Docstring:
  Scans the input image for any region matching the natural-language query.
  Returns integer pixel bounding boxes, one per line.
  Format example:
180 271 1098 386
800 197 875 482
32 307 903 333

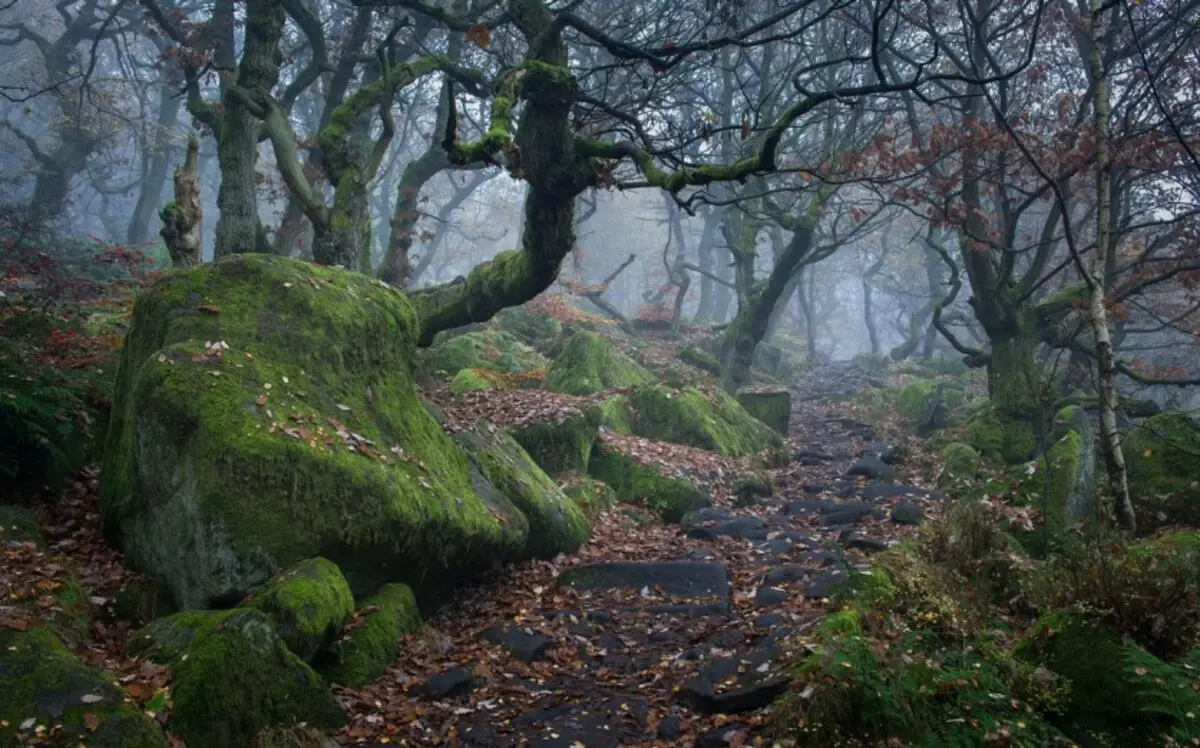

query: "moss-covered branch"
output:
579 81 915 193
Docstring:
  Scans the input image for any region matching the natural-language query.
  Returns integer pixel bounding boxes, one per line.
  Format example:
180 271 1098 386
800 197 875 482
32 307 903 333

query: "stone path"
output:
335 363 941 746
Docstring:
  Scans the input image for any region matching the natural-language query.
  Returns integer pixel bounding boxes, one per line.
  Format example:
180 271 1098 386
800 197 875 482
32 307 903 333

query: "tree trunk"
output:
160 136 203 268
213 0 285 258
863 276 879 356
1086 3 1135 531
694 208 719 322
127 86 183 245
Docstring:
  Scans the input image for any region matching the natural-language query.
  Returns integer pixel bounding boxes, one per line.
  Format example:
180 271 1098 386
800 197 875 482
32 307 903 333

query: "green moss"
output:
896 378 937 420
938 442 981 488
426 330 546 377
734 388 791 435
453 425 588 559
0 504 43 547
316 583 421 688
1041 413 1099 535
543 331 653 395
732 472 772 507
561 475 617 519
628 384 783 458
965 406 1037 464
596 395 633 434
494 306 564 348
587 443 709 523
678 344 721 376
100 256 577 609
243 557 354 661
129 608 343 747
1015 612 1147 736
509 408 600 475
1 626 168 748
1124 412 1200 524
450 367 504 392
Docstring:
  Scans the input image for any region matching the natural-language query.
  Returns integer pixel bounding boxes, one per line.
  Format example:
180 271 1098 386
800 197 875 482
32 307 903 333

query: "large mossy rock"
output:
543 331 653 395
964 406 1037 464
243 557 354 661
938 442 981 489
628 384 784 458
735 388 791 435
1124 412 1200 525
494 306 564 349
678 344 722 376
1 626 169 748
1015 612 1150 738
101 255 585 609
452 424 589 559
426 329 547 377
1043 406 1096 532
128 608 344 746
509 408 601 475
316 583 421 688
587 443 710 523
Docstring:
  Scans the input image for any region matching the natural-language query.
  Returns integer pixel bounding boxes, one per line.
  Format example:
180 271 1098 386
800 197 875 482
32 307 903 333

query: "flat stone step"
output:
560 561 730 601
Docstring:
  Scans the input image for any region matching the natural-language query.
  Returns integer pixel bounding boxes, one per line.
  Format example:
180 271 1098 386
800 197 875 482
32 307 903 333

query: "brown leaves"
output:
740 116 751 140
83 712 100 732
466 24 490 49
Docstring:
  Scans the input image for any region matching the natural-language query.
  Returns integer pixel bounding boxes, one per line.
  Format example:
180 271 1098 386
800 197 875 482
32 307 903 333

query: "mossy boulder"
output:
243 557 354 661
316 583 421 688
509 408 601 475
453 424 589 559
964 406 1037 464
678 344 722 376
597 395 633 434
587 443 710 523
1 626 168 748
735 388 791 435
561 475 617 519
1124 412 1200 525
1015 612 1146 736
494 306 564 349
426 329 547 377
1043 406 1096 532
628 384 784 458
0 504 43 547
543 331 653 395
896 378 938 420
938 442 981 489
733 473 772 507
127 608 344 746
100 255 584 609
449 367 506 393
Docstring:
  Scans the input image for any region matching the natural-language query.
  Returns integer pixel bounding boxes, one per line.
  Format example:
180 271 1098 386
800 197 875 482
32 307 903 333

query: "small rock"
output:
805 569 846 599
677 674 790 714
754 612 785 628
839 531 887 552
416 666 475 700
891 500 926 525
656 715 681 739
754 587 788 606
847 455 895 481
819 502 873 526
482 626 554 663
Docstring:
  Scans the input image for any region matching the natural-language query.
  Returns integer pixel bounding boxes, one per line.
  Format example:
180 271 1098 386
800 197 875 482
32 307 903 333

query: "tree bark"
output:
1086 3 1136 531
213 0 284 258
160 136 203 267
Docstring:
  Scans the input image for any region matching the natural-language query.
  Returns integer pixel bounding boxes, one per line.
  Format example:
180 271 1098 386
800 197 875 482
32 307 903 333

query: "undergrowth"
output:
0 212 162 497
774 499 1200 746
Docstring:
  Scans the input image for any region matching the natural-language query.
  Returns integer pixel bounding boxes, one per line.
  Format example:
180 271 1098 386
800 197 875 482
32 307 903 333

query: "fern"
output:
1123 646 1200 742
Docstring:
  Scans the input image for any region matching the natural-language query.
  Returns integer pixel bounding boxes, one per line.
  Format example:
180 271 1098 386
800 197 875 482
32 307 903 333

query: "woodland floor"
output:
2 360 947 747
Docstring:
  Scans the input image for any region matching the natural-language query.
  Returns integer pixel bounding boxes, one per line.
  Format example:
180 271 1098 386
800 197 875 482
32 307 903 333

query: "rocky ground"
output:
332 361 943 747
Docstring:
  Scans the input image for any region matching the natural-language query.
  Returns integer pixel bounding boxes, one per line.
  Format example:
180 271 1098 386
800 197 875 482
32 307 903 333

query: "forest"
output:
1 0 1200 745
